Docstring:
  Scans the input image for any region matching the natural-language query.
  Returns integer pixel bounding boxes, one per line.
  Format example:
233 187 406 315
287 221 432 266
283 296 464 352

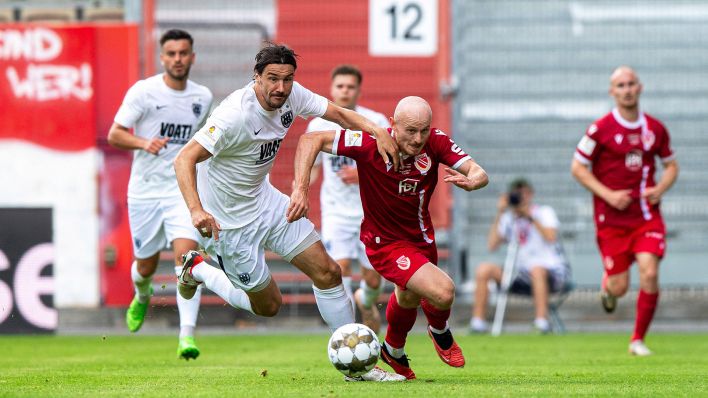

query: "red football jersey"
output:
334 128 471 246
574 109 675 229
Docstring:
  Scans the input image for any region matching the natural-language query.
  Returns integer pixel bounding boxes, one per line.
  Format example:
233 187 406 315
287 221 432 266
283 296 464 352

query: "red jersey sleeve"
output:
574 122 601 165
655 122 675 162
332 129 375 161
429 128 472 169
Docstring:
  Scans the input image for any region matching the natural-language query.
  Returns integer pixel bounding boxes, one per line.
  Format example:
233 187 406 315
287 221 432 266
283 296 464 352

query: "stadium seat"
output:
83 7 124 22
20 8 76 23
0 8 16 23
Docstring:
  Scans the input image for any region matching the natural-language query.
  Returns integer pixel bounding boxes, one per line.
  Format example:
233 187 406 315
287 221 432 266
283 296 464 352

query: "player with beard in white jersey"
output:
108 29 212 360
174 43 404 382
305 65 388 332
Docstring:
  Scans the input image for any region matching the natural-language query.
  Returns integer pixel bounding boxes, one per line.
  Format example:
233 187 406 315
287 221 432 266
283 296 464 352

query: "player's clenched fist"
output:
143 137 169 155
286 188 309 223
191 208 221 241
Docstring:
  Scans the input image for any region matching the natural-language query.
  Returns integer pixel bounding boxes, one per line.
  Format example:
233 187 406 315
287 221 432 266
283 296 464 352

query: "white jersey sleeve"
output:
114 80 146 128
290 82 328 120
193 102 244 156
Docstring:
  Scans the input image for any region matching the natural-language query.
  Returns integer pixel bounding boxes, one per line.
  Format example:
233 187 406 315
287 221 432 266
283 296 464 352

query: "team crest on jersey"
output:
641 130 655 151
396 255 411 270
238 272 251 285
414 153 431 174
281 110 293 128
192 103 202 118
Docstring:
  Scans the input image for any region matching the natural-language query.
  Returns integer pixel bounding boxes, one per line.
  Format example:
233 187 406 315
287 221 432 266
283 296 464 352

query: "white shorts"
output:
202 189 319 292
128 195 198 259
321 216 373 271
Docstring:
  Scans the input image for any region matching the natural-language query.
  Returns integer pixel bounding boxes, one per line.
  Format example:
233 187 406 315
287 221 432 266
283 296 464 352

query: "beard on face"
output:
166 64 190 81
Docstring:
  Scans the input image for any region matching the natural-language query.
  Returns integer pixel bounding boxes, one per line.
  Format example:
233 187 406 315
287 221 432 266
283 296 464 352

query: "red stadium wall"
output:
274 0 452 229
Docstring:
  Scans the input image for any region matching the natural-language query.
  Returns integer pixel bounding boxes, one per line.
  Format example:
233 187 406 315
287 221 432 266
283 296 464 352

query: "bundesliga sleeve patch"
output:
201 125 222 143
577 135 596 156
344 130 363 147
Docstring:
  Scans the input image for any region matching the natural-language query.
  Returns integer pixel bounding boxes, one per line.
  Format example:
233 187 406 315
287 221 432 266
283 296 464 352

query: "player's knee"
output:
429 283 455 309
475 262 494 279
254 299 281 317
313 261 342 288
610 282 629 297
641 267 658 282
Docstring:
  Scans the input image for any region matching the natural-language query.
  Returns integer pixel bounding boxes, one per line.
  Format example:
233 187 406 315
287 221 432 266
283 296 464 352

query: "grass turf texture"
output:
1 333 707 397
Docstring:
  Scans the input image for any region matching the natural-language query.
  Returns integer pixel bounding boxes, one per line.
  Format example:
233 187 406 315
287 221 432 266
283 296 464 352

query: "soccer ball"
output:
327 323 381 377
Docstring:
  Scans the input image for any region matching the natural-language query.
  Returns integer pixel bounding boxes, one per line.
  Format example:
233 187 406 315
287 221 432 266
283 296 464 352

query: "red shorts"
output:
365 240 438 289
596 218 666 276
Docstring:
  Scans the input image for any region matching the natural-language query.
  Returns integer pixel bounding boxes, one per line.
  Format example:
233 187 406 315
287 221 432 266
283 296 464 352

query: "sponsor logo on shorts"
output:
396 255 411 270
603 256 614 270
645 231 664 240
238 272 251 285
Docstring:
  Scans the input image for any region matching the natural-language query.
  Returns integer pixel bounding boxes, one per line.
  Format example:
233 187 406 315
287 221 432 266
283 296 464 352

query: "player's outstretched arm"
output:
287 130 336 223
107 122 168 155
443 159 489 192
571 158 631 210
174 140 221 240
321 102 401 171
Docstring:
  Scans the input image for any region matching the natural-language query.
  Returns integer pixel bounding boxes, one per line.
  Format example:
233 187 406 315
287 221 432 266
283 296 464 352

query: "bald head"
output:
610 66 639 85
609 65 642 111
391 96 433 156
393 96 432 125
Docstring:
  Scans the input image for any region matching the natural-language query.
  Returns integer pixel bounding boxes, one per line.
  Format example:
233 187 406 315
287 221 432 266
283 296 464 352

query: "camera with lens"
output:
507 190 522 207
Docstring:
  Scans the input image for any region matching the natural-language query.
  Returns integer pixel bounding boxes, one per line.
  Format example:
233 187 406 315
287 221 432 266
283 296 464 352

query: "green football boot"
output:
178 336 200 360
125 286 153 333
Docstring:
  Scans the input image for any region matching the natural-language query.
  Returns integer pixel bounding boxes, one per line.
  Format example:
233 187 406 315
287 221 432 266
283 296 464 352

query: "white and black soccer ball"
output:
327 323 381 377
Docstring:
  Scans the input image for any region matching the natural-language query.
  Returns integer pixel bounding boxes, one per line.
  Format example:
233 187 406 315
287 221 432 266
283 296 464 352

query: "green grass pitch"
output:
1 333 707 397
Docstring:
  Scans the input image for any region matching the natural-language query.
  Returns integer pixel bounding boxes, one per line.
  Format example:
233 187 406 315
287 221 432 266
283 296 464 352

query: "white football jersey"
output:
193 81 328 229
114 74 213 200
306 106 389 222
498 204 566 272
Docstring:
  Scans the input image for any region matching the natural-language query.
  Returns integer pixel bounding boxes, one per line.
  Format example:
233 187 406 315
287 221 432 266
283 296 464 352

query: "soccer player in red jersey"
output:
288 96 488 379
571 66 679 356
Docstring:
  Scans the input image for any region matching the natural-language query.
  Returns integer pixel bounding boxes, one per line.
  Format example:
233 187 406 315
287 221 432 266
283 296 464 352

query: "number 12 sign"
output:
369 0 438 57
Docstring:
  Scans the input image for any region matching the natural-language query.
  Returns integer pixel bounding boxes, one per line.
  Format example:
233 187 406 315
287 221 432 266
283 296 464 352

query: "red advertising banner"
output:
0 26 96 151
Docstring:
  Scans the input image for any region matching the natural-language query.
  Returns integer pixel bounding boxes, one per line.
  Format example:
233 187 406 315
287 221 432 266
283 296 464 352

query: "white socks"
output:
312 284 355 332
429 323 450 334
342 276 355 314
384 341 406 358
191 262 254 314
360 280 382 309
175 266 202 337
131 261 152 303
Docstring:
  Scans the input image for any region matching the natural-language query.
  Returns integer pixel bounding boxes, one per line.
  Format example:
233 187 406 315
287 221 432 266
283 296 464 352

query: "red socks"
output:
384 292 418 349
420 298 450 331
631 290 659 342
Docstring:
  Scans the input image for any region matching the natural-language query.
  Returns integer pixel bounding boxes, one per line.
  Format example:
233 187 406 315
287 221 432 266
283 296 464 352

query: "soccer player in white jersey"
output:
107 29 213 360
174 43 404 382
306 65 389 332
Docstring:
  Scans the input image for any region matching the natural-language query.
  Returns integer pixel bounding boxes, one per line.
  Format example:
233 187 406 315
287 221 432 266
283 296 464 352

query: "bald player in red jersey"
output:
288 96 488 379
572 66 679 356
